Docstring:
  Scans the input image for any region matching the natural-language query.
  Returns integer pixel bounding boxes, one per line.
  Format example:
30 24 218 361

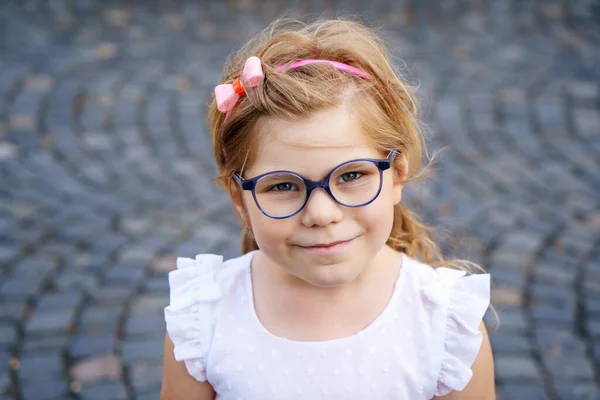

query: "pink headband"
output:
275 59 371 80
214 57 371 120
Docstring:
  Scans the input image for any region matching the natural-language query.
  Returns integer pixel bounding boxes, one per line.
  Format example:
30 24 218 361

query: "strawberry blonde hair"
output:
207 17 483 275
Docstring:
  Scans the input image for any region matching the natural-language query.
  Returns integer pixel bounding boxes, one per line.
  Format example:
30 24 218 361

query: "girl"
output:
162 18 494 400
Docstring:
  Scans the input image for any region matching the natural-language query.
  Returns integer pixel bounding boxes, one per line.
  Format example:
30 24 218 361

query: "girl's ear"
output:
392 152 409 205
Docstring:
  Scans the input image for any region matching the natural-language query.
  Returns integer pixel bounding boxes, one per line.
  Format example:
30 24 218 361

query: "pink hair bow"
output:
214 56 264 114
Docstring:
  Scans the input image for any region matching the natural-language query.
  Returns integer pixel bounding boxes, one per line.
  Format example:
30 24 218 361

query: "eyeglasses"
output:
233 151 397 219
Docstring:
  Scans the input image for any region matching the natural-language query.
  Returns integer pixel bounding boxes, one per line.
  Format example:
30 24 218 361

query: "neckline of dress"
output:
242 250 409 347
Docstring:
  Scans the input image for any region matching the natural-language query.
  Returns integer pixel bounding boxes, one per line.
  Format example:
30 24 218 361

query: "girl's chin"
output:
295 262 363 288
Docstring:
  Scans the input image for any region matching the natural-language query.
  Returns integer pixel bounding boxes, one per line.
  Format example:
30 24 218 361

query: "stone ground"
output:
0 0 599 399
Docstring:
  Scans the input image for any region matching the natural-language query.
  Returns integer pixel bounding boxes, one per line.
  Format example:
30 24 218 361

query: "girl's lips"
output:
306 240 349 248
298 237 355 254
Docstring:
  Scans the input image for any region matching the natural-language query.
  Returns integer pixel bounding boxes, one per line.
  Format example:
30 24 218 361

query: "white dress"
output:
164 250 490 400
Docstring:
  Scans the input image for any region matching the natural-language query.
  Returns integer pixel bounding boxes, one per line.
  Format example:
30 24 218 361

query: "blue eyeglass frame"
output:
233 151 397 219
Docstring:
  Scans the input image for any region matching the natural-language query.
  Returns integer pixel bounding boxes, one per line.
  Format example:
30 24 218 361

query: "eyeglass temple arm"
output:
232 173 242 184
378 151 397 170
234 173 257 191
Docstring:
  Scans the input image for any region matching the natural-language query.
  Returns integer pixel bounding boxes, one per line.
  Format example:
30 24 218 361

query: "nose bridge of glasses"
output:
303 173 338 206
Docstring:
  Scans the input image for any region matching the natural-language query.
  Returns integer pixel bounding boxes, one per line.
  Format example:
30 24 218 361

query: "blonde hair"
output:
207 17 485 276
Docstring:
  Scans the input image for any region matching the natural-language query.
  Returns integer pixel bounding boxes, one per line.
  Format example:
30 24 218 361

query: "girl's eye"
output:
338 172 363 183
270 182 297 191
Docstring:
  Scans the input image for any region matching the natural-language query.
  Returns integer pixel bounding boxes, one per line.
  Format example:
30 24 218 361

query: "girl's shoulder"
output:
400 254 491 396
163 251 254 382
170 251 253 294
166 251 253 313
400 253 490 311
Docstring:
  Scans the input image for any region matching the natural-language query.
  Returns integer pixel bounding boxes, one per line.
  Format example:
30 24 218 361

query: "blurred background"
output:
0 0 599 399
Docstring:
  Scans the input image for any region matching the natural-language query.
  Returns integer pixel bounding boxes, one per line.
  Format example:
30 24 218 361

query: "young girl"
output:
162 18 494 400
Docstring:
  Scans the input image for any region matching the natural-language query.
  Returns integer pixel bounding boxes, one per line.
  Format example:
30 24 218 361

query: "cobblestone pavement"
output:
0 0 599 399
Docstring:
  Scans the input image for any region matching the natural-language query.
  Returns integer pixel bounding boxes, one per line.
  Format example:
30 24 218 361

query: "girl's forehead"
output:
261 102 361 146
248 105 380 176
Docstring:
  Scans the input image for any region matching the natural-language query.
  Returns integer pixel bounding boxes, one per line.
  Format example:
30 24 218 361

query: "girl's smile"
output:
295 236 357 255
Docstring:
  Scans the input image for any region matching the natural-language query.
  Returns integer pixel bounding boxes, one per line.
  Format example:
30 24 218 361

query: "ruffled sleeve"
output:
421 267 490 396
164 254 225 382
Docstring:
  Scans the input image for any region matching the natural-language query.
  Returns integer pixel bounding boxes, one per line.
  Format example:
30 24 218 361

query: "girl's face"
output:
237 102 404 288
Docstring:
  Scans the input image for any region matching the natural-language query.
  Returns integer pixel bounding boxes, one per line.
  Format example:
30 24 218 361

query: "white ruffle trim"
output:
421 267 490 396
164 254 225 382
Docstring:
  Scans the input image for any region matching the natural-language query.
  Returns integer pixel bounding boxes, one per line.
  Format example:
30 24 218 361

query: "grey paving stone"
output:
35 242 77 258
130 361 162 392
125 313 165 337
120 217 153 236
90 234 129 254
78 305 122 333
78 380 128 400
54 270 98 291
530 304 576 326
489 269 526 288
25 308 75 335
12 257 58 278
22 335 68 352
103 265 145 287
116 247 155 266
18 352 63 381
0 245 18 265
70 352 122 383
0 324 16 347
136 389 162 400
20 379 68 400
586 319 600 340
70 253 111 272
530 283 576 308
0 350 9 393
144 276 169 292
120 337 164 364
533 264 577 285
57 218 112 242
500 231 545 255
88 286 135 305
1 201 39 221
0 277 44 300
11 227 47 246
554 381 600 400
129 294 168 315
495 355 541 380
0 301 27 321
490 332 532 354
35 290 84 309
583 279 600 295
69 334 116 359
500 382 549 400
534 328 588 355
543 353 595 381
496 308 528 332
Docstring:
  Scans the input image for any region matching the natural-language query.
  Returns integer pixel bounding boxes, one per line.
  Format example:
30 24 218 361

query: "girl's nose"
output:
300 188 344 227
